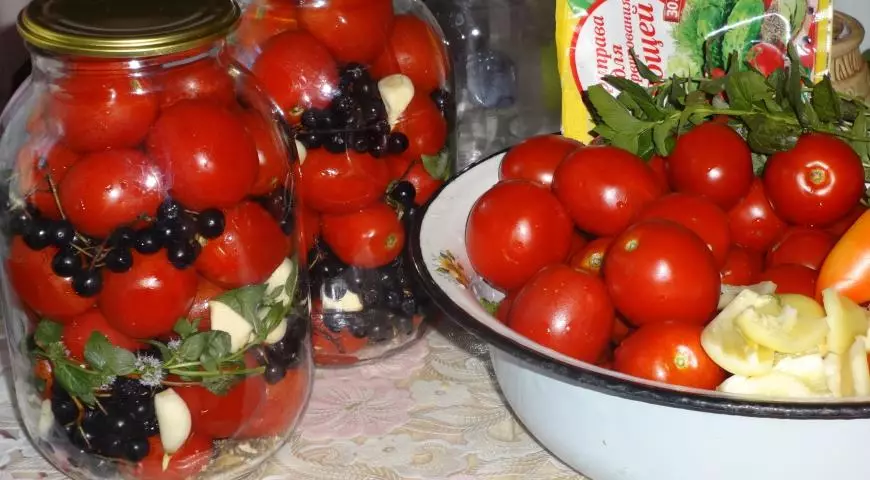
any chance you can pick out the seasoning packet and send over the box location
[556,0,834,143]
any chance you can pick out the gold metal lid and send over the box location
[17,0,241,58]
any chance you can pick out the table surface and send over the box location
[0,322,584,480]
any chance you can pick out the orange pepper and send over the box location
[816,209,870,304]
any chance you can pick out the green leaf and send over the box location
[145,340,173,362]
[653,118,678,156]
[751,152,769,176]
[177,334,209,362]
[586,85,653,139]
[629,48,661,84]
[261,303,286,340]
[849,104,870,173]
[421,150,450,181]
[35,320,64,347]
[54,363,98,405]
[811,76,841,123]
[199,331,232,371]
[636,130,655,160]
[201,375,240,396]
[699,77,728,95]
[173,318,199,339]
[725,71,770,112]
[786,43,816,127]
[780,0,808,37]
[217,284,267,334]
[479,298,498,316]
[83,333,136,376]
[283,258,299,303]
[744,114,801,154]
[610,132,640,155]
[604,76,666,121]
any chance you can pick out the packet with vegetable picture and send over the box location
[556,0,834,143]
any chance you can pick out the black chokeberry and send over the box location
[197,209,225,239]
[430,89,452,114]
[324,133,348,153]
[368,320,392,343]
[389,181,416,207]
[9,209,32,236]
[95,434,125,458]
[134,228,162,254]
[167,241,196,269]
[362,102,382,123]
[374,120,390,135]
[301,109,319,129]
[351,134,370,153]
[51,398,78,425]
[279,218,294,235]
[104,414,134,437]
[356,80,375,97]
[387,132,409,154]
[348,322,368,338]
[396,315,415,335]
[384,290,403,310]
[299,132,323,149]
[333,95,356,116]
[105,248,133,273]
[317,110,336,129]
[51,247,81,278]
[369,137,387,158]
[114,377,153,400]
[109,227,136,248]
[127,400,156,425]
[249,345,268,366]
[49,220,75,247]
[264,363,287,385]
[175,214,197,239]
[124,437,150,462]
[157,199,182,222]
[72,269,103,297]
[23,218,52,250]
[341,63,367,82]
[70,426,97,452]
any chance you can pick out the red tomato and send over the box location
[240,110,291,196]
[187,276,226,331]
[796,27,817,69]
[147,100,259,211]
[297,206,321,255]
[62,309,144,362]
[495,293,515,323]
[6,238,94,320]
[637,193,731,267]
[824,203,867,237]
[647,155,670,193]
[603,220,721,327]
[393,93,448,160]
[552,146,662,237]
[568,237,614,276]
[34,359,53,399]
[766,227,836,271]
[298,149,390,214]
[47,73,158,152]
[370,14,450,94]
[15,137,79,219]
[763,133,865,226]
[176,374,267,439]
[321,203,405,268]
[238,365,309,438]
[466,180,573,291]
[58,149,165,238]
[298,0,394,64]
[612,316,634,344]
[26,97,47,135]
[253,30,339,114]
[385,155,443,206]
[130,434,213,480]
[508,264,614,363]
[614,322,726,390]
[568,231,588,259]
[196,201,290,288]
[312,300,368,364]
[747,42,787,76]
[100,251,197,338]
[233,1,299,52]
[667,122,753,210]
[158,58,235,109]
[728,178,788,252]
[760,263,817,298]
[720,246,764,286]
[498,134,582,187]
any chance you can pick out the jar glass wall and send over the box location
[230,0,455,366]
[0,0,312,478]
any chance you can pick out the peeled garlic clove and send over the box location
[264,257,295,307]
[154,388,192,455]
[295,140,307,164]
[210,301,254,353]
[378,74,415,127]
[822,289,869,355]
[264,318,288,345]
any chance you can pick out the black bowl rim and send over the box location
[410,146,870,420]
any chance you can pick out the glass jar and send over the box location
[0,0,312,478]
[229,0,455,366]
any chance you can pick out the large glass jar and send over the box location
[0,0,313,478]
[229,0,455,366]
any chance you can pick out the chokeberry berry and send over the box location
[167,241,196,269]
[23,218,52,250]
[124,437,150,462]
[298,132,323,149]
[389,181,416,207]
[301,109,319,130]
[324,133,348,153]
[9,209,32,236]
[197,209,225,239]
[387,132,410,154]
[134,228,162,254]
[157,199,182,222]
[108,227,136,248]
[351,134,370,153]
[49,220,76,247]
[104,248,133,273]
[264,363,288,385]
[72,269,103,297]
[51,247,81,278]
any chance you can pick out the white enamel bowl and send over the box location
[409,150,870,480]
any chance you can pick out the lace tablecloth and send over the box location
[0,322,583,480]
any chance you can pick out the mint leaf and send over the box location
[604,76,665,121]
[199,331,232,371]
[54,363,98,405]
[479,298,498,316]
[217,284,268,334]
[628,48,661,84]
[586,85,653,138]
[811,76,841,123]
[201,374,239,396]
[83,333,135,376]
[35,320,63,346]
[173,318,199,339]
[422,149,450,181]
[284,258,298,303]
[653,118,678,156]
[145,340,173,362]
[725,71,770,112]
[177,334,209,361]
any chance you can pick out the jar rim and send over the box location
[17,0,241,59]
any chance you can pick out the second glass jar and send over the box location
[230,0,456,365]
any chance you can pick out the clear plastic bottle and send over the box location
[0,0,312,478]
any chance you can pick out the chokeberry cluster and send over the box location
[250,317,308,385]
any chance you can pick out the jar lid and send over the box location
[17,0,241,58]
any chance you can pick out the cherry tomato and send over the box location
[47,73,158,152]
[321,202,405,268]
[508,264,614,363]
[816,210,870,304]
[637,193,731,267]
[298,148,390,214]
[34,359,53,399]
[147,100,259,211]
[796,28,817,69]
[720,246,764,286]
[297,205,321,255]
[15,137,79,219]
[176,374,267,439]
[667,122,753,210]
[747,42,787,76]
[568,231,588,259]
[130,434,213,480]
[240,110,291,196]
[58,149,165,238]
[312,300,368,364]
[761,263,817,298]
[466,180,573,291]
[238,365,309,437]
[298,0,394,64]
[766,227,836,271]
[393,93,448,160]
[370,14,450,94]
[763,133,865,226]
[567,237,614,276]
[499,134,582,187]
[6,238,94,320]
[62,309,144,362]
[495,293,515,323]
[614,322,726,390]
[552,146,662,237]
[253,30,339,114]
[187,276,226,331]
[647,155,670,193]
[196,201,289,288]
[603,220,721,327]
[612,316,634,344]
[385,154,443,206]
[233,0,299,53]
[824,203,866,238]
[158,58,235,109]
[728,178,788,252]
[100,251,198,338]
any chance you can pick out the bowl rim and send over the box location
[410,146,870,420]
